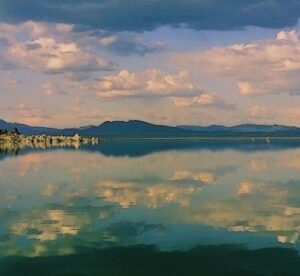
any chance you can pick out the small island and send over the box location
[0,128,99,152]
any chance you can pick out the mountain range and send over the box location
[1,118,300,138]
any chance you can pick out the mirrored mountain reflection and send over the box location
[2,245,300,276]
[3,138,300,158]
[1,141,300,269]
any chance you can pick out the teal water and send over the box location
[1,140,300,275]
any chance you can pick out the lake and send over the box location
[1,139,300,275]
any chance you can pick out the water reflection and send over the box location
[1,140,300,263]
[3,138,300,158]
[1,245,300,275]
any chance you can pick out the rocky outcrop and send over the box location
[0,128,99,151]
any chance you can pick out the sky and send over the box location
[1,0,300,127]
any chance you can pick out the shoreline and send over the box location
[0,129,99,151]
[100,136,300,141]
[2,128,300,152]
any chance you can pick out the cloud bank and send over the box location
[178,30,300,96]
[0,0,299,32]
[0,21,118,73]
[92,69,232,109]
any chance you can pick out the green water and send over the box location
[1,140,300,275]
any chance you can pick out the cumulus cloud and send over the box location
[172,93,234,109]
[0,21,117,73]
[96,179,201,208]
[6,37,117,73]
[91,69,232,109]
[94,69,200,99]
[0,21,73,46]
[178,30,300,96]
[171,170,215,185]
[237,181,254,196]
[0,20,166,76]
[0,0,300,32]
[248,159,268,171]
[98,33,166,56]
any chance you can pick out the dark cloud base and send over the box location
[0,0,299,32]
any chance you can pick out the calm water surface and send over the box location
[1,140,300,275]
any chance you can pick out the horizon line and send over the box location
[0,118,299,130]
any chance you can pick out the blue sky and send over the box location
[0,0,300,127]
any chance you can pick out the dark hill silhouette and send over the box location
[2,118,300,137]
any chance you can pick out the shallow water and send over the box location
[1,139,300,274]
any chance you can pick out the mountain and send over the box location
[178,125,229,132]
[1,118,300,137]
[178,124,300,137]
[0,119,61,135]
[79,120,195,137]
[0,119,195,137]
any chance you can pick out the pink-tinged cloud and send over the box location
[177,31,300,96]
[6,37,117,73]
[249,105,267,118]
[172,92,234,109]
[94,69,200,98]
[93,69,233,109]
[0,21,117,73]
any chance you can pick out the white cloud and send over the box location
[171,170,215,185]
[0,21,165,74]
[276,30,298,42]
[94,69,201,98]
[96,179,201,208]
[99,35,118,47]
[98,33,166,56]
[93,69,232,109]
[6,37,117,73]
[237,181,254,196]
[249,105,267,118]
[177,30,300,96]
[237,81,266,96]
[95,69,200,98]
[0,21,117,73]
[0,21,73,46]
[172,92,233,109]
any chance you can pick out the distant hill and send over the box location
[0,119,195,137]
[178,124,300,137]
[79,120,195,137]
[0,119,61,135]
[178,124,300,133]
[1,118,300,137]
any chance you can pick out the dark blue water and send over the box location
[1,139,300,275]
